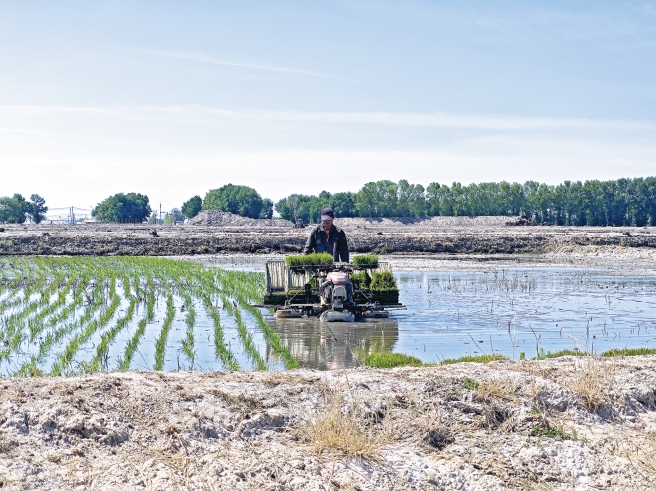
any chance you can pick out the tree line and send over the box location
[274,178,656,227]
[5,177,656,226]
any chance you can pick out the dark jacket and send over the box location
[303,224,349,262]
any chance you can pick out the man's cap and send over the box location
[320,207,335,220]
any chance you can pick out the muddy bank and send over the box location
[1,223,655,256]
[1,357,656,490]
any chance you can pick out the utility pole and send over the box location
[159,202,162,224]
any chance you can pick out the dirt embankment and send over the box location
[1,357,656,490]
[0,222,655,256]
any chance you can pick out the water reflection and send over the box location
[268,318,399,370]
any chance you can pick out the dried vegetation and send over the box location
[2,356,656,490]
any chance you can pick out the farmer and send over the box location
[303,207,350,262]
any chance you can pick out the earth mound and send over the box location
[334,215,511,230]
[187,210,294,228]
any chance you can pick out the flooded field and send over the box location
[275,268,656,369]
[1,255,655,374]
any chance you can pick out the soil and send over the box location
[0,220,655,256]
[2,357,656,490]
[187,210,294,228]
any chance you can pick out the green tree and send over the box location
[29,194,48,224]
[92,192,152,223]
[356,180,399,217]
[203,184,272,219]
[0,194,32,223]
[181,195,202,219]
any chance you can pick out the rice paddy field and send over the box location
[1,255,656,375]
[0,257,296,377]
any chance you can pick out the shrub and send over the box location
[352,255,379,267]
[285,253,334,267]
[370,271,398,291]
[365,352,423,368]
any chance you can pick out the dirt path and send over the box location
[1,223,655,256]
[2,357,656,490]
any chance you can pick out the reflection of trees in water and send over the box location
[266,319,399,370]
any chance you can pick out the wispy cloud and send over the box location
[2,105,655,132]
[125,47,344,80]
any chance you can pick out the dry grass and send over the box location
[299,386,393,458]
[476,378,517,402]
[569,356,616,411]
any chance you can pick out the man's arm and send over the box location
[303,227,316,255]
[338,230,349,262]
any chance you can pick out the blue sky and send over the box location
[1,1,655,211]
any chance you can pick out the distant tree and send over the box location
[356,181,400,217]
[0,194,32,223]
[170,208,184,223]
[181,195,202,219]
[29,194,48,224]
[92,192,152,223]
[203,184,272,219]
[329,192,358,218]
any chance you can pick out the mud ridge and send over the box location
[0,224,655,256]
[2,357,656,490]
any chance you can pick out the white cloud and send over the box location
[124,47,345,80]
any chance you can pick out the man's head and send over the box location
[321,207,334,229]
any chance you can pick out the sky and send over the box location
[1,1,655,213]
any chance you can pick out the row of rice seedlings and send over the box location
[16,277,107,376]
[222,294,267,370]
[212,268,296,368]
[210,268,297,368]
[117,282,156,371]
[26,275,82,343]
[200,295,239,371]
[180,293,197,368]
[0,274,67,360]
[90,299,138,371]
[153,294,176,371]
[238,298,297,369]
[50,275,121,376]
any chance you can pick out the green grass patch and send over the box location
[364,352,424,368]
[531,426,576,440]
[534,349,586,360]
[351,255,379,268]
[460,376,480,390]
[285,253,334,267]
[601,347,656,357]
[440,354,508,365]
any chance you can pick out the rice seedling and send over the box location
[154,294,176,371]
[351,254,379,267]
[1,256,300,374]
[349,270,372,288]
[89,284,138,372]
[50,276,121,376]
[223,296,267,370]
[370,271,398,291]
[201,295,239,371]
[285,253,334,267]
